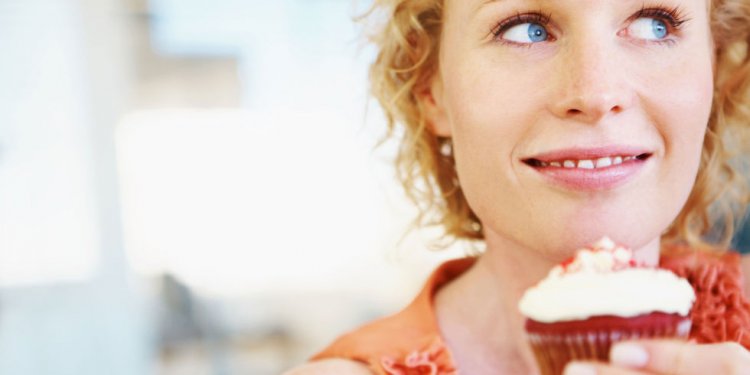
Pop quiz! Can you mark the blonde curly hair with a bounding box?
[365,0,750,248]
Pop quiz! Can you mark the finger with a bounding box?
[610,340,750,375]
[563,361,649,375]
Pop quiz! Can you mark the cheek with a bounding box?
[641,50,713,226]
[443,57,546,157]
[442,63,543,202]
[439,64,559,242]
[648,55,713,170]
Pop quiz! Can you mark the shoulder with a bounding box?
[305,259,475,373]
[282,359,374,375]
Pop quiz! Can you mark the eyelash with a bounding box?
[491,11,552,40]
[633,5,688,30]
[490,5,689,45]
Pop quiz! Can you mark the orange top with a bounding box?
[311,246,750,375]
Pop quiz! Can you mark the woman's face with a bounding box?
[427,0,714,256]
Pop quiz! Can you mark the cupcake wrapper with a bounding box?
[528,319,691,375]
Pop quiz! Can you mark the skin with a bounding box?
[426,0,714,267]
[287,0,750,373]
[425,0,749,374]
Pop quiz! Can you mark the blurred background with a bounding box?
[0,0,469,374]
[2,1,750,375]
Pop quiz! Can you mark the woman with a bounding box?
[288,0,750,373]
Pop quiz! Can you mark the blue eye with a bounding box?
[503,23,549,44]
[628,17,669,40]
[652,19,668,38]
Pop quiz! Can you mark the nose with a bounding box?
[548,37,634,124]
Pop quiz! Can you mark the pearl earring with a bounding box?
[440,139,453,157]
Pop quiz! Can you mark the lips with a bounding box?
[522,146,653,191]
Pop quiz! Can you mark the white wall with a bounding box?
[0,0,153,373]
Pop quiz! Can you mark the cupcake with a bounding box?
[518,237,695,375]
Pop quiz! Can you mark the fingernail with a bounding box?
[610,342,649,368]
[563,362,597,375]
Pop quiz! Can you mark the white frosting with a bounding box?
[518,237,696,323]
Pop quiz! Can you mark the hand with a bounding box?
[562,340,750,375]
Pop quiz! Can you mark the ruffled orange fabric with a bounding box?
[313,249,750,374]
[660,244,750,349]
[380,338,457,375]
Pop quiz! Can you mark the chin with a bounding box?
[526,215,665,262]
[565,198,675,244]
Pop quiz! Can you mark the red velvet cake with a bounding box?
[519,238,695,375]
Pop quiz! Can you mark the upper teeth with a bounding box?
[539,155,635,169]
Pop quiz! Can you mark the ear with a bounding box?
[416,72,452,137]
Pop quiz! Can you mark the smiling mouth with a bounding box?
[523,153,652,169]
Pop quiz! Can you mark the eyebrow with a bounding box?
[477,0,506,12]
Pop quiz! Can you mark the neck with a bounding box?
[434,231,661,374]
